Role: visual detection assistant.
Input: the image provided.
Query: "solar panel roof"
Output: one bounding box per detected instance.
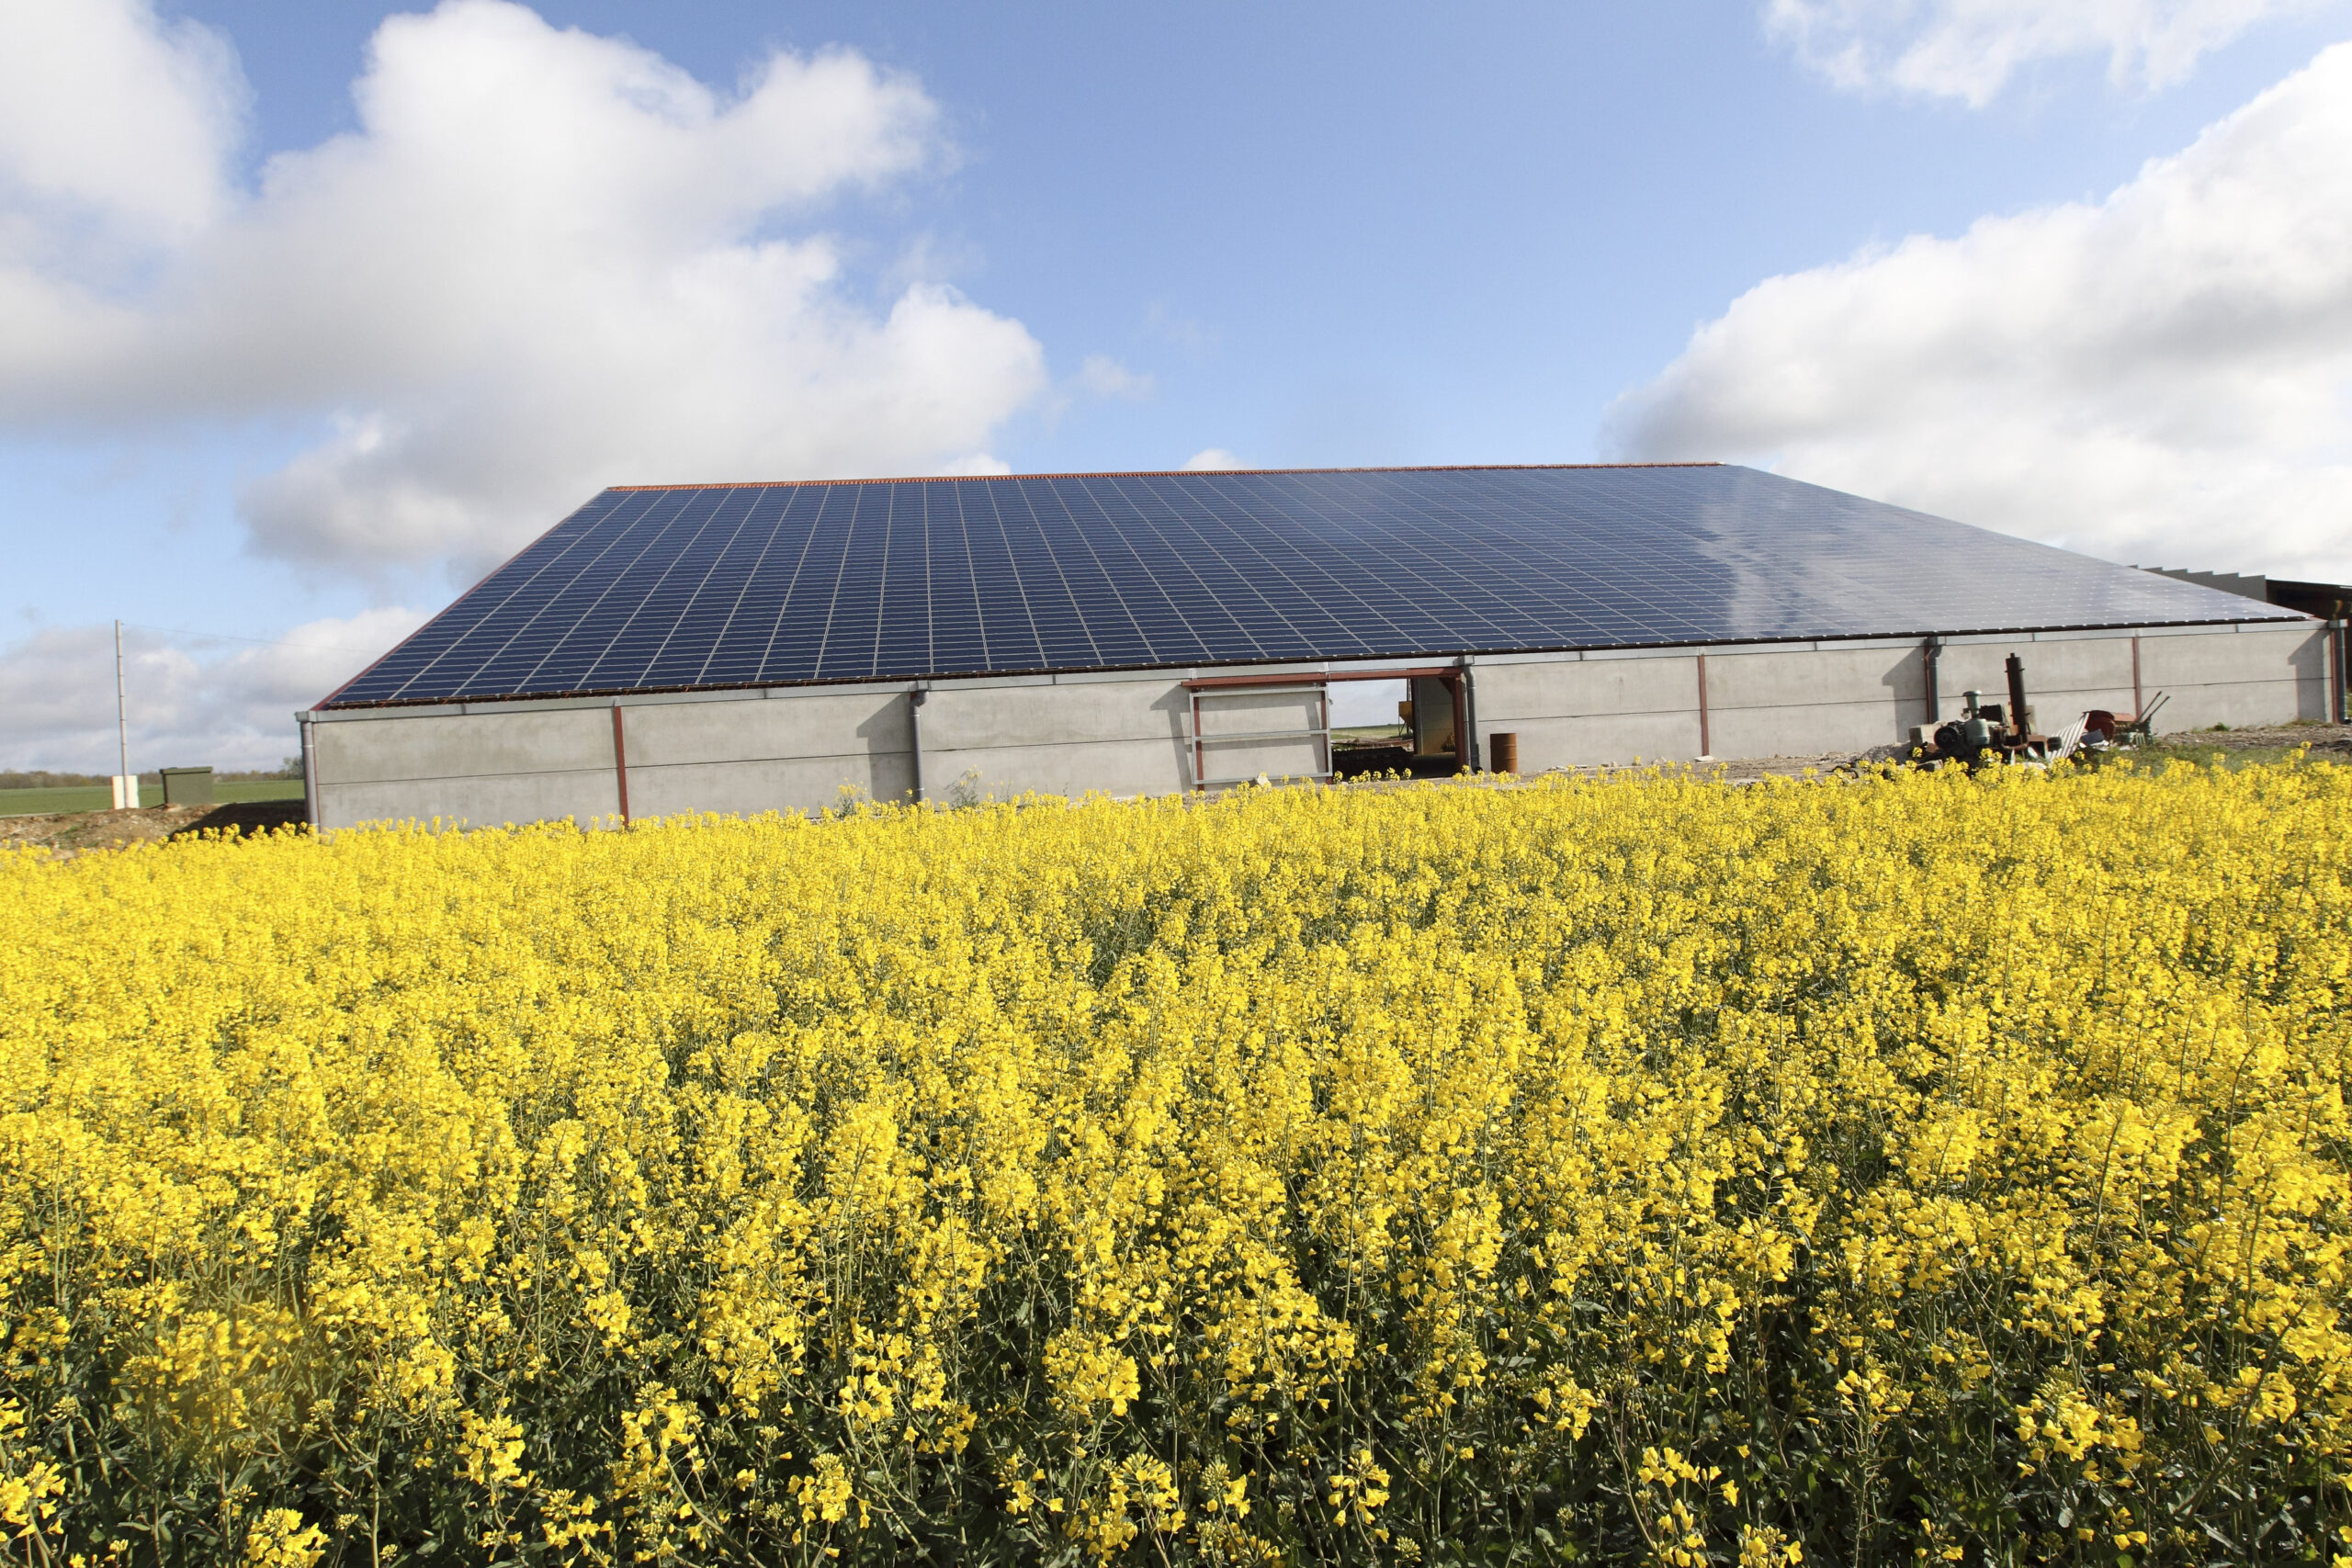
[320,464,2308,708]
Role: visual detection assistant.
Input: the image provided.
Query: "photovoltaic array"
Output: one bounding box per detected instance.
[322,465,2301,706]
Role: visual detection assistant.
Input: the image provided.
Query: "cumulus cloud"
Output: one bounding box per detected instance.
[0,0,1047,578]
[1609,41,2352,581]
[1075,355,1154,400]
[1765,0,2323,104]
[0,609,428,773]
[0,0,243,245]
[1182,447,1243,470]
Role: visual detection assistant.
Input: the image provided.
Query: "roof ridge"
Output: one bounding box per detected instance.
[604,461,1724,493]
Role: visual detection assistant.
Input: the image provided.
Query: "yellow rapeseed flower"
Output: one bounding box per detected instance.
[1,759,2346,1562]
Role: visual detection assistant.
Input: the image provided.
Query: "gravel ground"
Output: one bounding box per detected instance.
[2131,721,2352,760]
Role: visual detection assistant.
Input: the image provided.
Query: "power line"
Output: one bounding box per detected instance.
[119,619,391,656]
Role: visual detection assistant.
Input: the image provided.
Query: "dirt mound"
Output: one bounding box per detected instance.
[1,801,306,860]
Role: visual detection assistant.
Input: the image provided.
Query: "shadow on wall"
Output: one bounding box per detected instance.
[853,692,916,802]
[1880,645,1922,727]
[1154,685,1193,786]
[2291,636,2331,720]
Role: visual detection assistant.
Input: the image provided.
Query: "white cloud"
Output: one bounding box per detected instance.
[1765,0,2323,104]
[1143,301,1218,355]
[1182,447,1243,470]
[0,0,1047,579]
[933,451,1013,477]
[0,609,428,773]
[0,0,244,245]
[1609,40,2352,581]
[1076,354,1154,400]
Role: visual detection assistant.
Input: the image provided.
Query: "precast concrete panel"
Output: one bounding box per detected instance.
[1696,645,1924,753]
[2135,625,2327,731]
[1472,654,1702,771]
[623,690,911,768]
[912,679,1193,799]
[1701,645,1921,716]
[921,738,1191,801]
[2152,683,2308,732]
[2138,625,2323,704]
[1939,637,2135,699]
[1485,711,1703,771]
[922,679,1179,750]
[628,753,916,819]
[316,707,616,784]
[318,769,619,830]
[1472,654,1699,721]
[1707,702,1908,761]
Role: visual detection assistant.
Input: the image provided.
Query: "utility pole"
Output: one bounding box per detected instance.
[115,619,132,808]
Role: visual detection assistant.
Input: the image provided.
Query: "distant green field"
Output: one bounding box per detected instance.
[0,786,108,816]
[215,780,307,805]
[0,779,303,818]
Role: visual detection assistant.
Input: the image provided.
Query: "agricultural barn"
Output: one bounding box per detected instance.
[299,464,2339,829]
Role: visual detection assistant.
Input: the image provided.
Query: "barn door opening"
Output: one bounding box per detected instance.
[1185,668,1474,789]
[1329,677,1409,779]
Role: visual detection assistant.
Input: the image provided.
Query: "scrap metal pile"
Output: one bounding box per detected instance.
[1907,652,2164,768]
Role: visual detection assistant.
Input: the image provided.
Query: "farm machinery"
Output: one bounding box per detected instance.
[1907,652,2157,768]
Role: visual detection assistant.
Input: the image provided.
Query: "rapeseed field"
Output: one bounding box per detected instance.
[3,760,2347,1566]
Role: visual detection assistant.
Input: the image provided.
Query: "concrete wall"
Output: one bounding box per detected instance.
[1467,652,1706,768]
[624,690,912,817]
[305,618,2333,828]
[917,675,1193,801]
[310,686,914,829]
[310,706,623,829]
[1473,622,2331,773]
[2138,624,2333,731]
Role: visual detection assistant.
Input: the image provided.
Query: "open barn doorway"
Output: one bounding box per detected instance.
[1330,674,1470,779]
[1329,678,1408,778]
[1183,669,1469,788]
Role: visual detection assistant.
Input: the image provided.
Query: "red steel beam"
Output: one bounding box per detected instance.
[1182,667,1455,690]
[611,702,631,825]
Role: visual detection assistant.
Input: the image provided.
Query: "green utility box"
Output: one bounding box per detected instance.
[158,767,214,807]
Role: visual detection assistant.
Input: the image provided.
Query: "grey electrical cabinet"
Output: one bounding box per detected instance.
[158,767,214,807]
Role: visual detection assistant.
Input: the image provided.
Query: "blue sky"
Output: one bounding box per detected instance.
[4,0,2350,768]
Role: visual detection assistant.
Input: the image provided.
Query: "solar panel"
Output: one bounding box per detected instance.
[321,465,2310,707]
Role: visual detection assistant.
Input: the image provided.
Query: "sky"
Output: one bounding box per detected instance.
[3,0,2350,770]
